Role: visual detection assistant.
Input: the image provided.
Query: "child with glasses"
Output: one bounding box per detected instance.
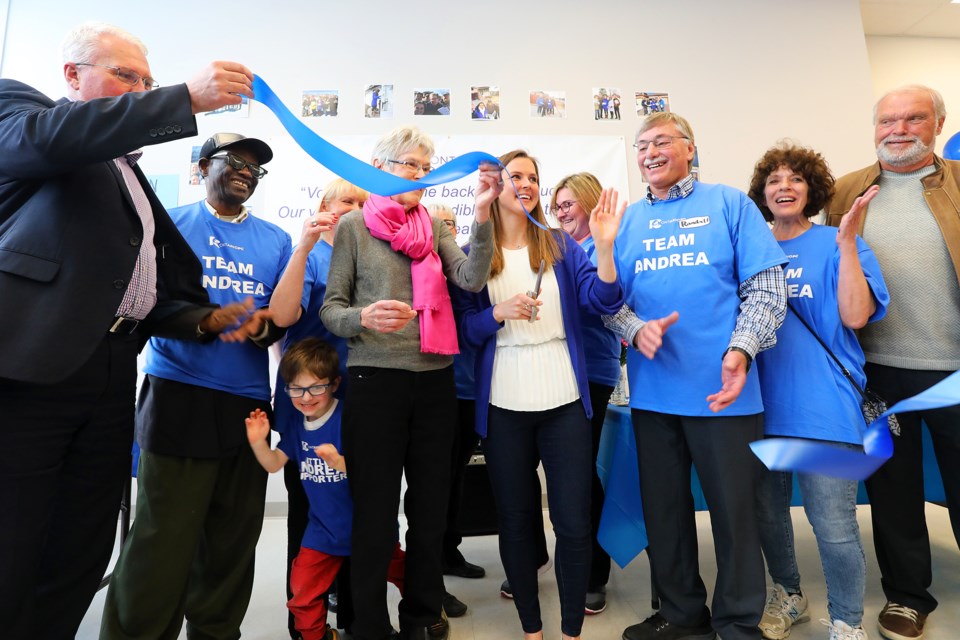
[245,337,404,640]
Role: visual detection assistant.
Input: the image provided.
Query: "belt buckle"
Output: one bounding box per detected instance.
[109,316,140,334]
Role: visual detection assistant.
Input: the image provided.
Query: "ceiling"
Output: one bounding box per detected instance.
[861,0,960,37]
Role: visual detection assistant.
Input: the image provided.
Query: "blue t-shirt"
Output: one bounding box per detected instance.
[145,201,293,401]
[579,236,621,387]
[274,241,349,433]
[615,183,787,416]
[756,225,889,444]
[278,400,352,555]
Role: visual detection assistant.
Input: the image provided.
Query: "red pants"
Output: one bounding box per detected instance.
[289,542,405,640]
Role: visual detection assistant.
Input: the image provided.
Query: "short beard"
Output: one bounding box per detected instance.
[876,135,934,168]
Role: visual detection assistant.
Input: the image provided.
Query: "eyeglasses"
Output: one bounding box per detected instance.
[74,63,158,90]
[554,200,577,213]
[632,135,688,153]
[284,383,334,398]
[440,218,456,229]
[387,158,432,175]
[208,153,268,179]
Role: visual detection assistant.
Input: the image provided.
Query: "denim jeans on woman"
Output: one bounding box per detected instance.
[756,464,866,626]
[483,400,592,637]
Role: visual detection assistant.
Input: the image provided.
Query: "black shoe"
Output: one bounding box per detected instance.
[585,585,607,615]
[401,615,449,640]
[499,579,513,599]
[442,590,468,618]
[622,612,715,640]
[442,559,485,579]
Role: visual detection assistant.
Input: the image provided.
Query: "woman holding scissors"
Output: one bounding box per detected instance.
[451,150,624,640]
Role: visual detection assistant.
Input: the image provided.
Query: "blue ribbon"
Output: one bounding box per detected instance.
[250,75,550,230]
[751,369,960,480]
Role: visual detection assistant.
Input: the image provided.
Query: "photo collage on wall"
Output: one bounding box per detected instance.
[282,85,671,122]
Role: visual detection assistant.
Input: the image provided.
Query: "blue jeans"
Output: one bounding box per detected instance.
[756,467,866,626]
[483,401,592,637]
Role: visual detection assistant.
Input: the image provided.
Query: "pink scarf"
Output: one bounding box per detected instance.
[362,194,459,355]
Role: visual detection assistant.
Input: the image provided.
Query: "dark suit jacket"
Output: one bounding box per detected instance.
[0,79,214,384]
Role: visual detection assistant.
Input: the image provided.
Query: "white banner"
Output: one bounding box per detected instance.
[200,134,630,244]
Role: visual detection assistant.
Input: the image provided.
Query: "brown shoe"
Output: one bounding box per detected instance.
[878,602,927,640]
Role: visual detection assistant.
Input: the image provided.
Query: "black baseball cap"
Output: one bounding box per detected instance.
[199,132,273,164]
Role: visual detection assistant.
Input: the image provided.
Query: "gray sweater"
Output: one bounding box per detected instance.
[320,209,494,371]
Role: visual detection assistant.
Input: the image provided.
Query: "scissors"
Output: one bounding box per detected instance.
[527,259,545,322]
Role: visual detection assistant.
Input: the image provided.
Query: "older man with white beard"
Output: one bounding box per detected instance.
[825,85,960,640]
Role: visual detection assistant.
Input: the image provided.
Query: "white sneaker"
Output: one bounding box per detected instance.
[759,584,810,640]
[823,618,869,640]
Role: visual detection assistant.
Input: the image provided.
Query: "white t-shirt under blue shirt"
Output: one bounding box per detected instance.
[756,225,889,444]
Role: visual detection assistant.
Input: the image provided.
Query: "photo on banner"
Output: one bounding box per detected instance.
[529,90,565,118]
[364,84,393,119]
[202,95,250,119]
[471,86,500,120]
[414,88,450,116]
[301,90,339,117]
[635,91,670,116]
[592,88,622,121]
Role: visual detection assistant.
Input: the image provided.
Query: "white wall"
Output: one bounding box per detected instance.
[1,0,876,193]
[0,0,879,510]
[866,35,960,156]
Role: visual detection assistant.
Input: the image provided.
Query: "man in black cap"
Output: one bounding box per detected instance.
[101,132,296,640]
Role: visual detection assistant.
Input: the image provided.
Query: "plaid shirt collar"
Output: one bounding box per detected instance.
[203,199,248,223]
[646,173,695,203]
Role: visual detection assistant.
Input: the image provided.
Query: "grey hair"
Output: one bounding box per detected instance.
[873,85,946,124]
[371,126,435,165]
[62,21,148,64]
[635,112,696,146]
[426,203,454,218]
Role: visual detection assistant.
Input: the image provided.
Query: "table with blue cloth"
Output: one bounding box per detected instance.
[596,405,946,569]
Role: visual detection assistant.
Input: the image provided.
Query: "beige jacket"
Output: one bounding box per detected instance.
[825,155,960,286]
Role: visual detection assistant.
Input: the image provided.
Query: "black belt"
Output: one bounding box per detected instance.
[109,316,141,334]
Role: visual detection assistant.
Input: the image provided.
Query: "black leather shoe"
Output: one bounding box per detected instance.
[401,616,449,640]
[442,590,468,617]
[622,612,715,640]
[442,559,485,579]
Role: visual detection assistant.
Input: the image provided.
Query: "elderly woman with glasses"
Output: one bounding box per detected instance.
[320,125,501,640]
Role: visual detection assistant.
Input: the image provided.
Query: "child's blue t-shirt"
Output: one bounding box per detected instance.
[274,240,349,434]
[615,183,787,416]
[145,201,294,401]
[756,225,889,444]
[277,399,353,556]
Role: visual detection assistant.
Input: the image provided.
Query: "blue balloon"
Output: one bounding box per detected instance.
[945,131,960,160]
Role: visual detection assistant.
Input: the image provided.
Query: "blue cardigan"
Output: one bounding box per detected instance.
[451,232,623,437]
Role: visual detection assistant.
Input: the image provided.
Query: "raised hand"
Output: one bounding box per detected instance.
[474,162,505,223]
[589,187,627,251]
[837,184,878,248]
[186,61,254,115]
[316,443,347,474]
[245,408,270,445]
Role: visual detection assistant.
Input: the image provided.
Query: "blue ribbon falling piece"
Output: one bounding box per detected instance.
[249,76,550,230]
[751,369,960,481]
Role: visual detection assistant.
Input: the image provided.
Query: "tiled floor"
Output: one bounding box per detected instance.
[79,504,959,639]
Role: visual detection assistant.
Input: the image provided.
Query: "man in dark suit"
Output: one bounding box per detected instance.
[0,21,265,639]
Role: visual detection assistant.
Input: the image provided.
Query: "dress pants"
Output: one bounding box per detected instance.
[632,410,766,640]
[0,331,139,640]
[863,363,960,614]
[343,366,455,640]
[100,443,268,639]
